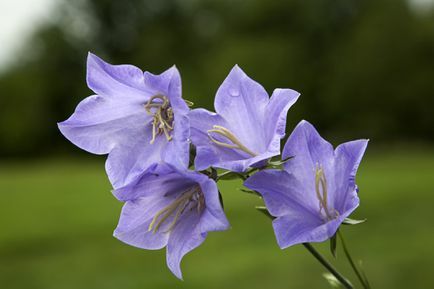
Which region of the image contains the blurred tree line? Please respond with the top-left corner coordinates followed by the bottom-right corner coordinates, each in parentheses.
top-left (0, 0), bottom-right (433, 157)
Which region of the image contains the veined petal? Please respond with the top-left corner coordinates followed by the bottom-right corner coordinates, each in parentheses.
top-left (144, 66), bottom-right (188, 114)
top-left (105, 130), bottom-right (167, 188)
top-left (58, 95), bottom-right (148, 154)
top-left (166, 210), bottom-right (204, 280)
top-left (265, 89), bottom-right (300, 153)
top-left (163, 114), bottom-right (190, 170)
top-left (87, 53), bottom-right (153, 100)
top-left (198, 177), bottom-right (230, 232)
top-left (114, 195), bottom-right (171, 250)
top-left (213, 65), bottom-right (269, 153)
top-left (333, 139), bottom-right (368, 212)
top-left (112, 164), bottom-right (194, 201)
top-left (273, 213), bottom-right (345, 249)
top-left (189, 108), bottom-right (248, 171)
top-left (244, 170), bottom-right (319, 218)
top-left (282, 120), bottom-right (334, 196)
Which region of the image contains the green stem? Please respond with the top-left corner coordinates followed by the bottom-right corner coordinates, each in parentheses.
top-left (303, 243), bottom-right (354, 289)
top-left (337, 230), bottom-right (371, 289)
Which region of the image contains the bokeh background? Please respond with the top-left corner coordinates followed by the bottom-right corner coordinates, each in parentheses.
top-left (1, 0), bottom-right (434, 288)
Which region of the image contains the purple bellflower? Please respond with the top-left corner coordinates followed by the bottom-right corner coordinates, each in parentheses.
top-left (189, 65), bottom-right (299, 172)
top-left (58, 53), bottom-right (190, 188)
top-left (244, 120), bottom-right (368, 249)
top-left (112, 163), bottom-right (229, 279)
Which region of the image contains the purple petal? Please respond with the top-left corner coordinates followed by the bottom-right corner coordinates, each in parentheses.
top-left (245, 169), bottom-right (353, 248)
top-left (282, 120), bottom-right (334, 197)
top-left (104, 123), bottom-right (167, 188)
top-left (87, 53), bottom-right (152, 99)
top-left (244, 169), bottom-right (319, 219)
top-left (189, 108), bottom-right (279, 172)
top-left (213, 65), bottom-right (269, 153)
top-left (265, 89), bottom-right (300, 153)
top-left (166, 209), bottom-right (204, 280)
top-left (273, 213), bottom-right (346, 249)
top-left (58, 95), bottom-right (149, 154)
top-left (113, 195), bottom-right (171, 250)
top-left (198, 177), bottom-right (230, 232)
top-left (112, 163), bottom-right (194, 201)
top-left (144, 66), bottom-right (188, 114)
top-left (163, 114), bottom-right (190, 170)
top-left (189, 108), bottom-right (248, 171)
top-left (333, 139), bottom-right (368, 212)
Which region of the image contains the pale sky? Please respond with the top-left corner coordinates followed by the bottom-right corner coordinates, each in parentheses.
top-left (0, 0), bottom-right (56, 71)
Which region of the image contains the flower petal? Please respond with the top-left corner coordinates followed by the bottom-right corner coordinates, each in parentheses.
top-left (112, 163), bottom-right (194, 201)
top-left (105, 133), bottom-right (169, 188)
top-left (333, 139), bottom-right (368, 212)
top-left (244, 169), bottom-right (319, 218)
top-left (144, 66), bottom-right (188, 114)
top-left (189, 108), bottom-right (278, 172)
top-left (58, 95), bottom-right (149, 154)
top-left (273, 213), bottom-right (345, 249)
top-left (87, 53), bottom-right (152, 99)
top-left (198, 177), bottom-right (230, 232)
top-left (113, 195), bottom-right (171, 250)
top-left (166, 210), bottom-right (204, 280)
top-left (265, 89), bottom-right (300, 153)
top-left (282, 120), bottom-right (334, 196)
top-left (189, 108), bottom-right (247, 170)
top-left (214, 65), bottom-right (270, 153)
top-left (163, 114), bottom-right (190, 170)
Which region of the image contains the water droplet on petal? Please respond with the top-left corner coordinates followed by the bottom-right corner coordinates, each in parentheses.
top-left (229, 87), bottom-right (240, 97)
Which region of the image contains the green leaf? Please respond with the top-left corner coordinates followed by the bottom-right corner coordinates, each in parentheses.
top-left (330, 233), bottom-right (337, 258)
top-left (323, 273), bottom-right (343, 288)
top-left (342, 218), bottom-right (367, 225)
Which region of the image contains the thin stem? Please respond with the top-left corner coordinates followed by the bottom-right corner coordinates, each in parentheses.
top-left (303, 243), bottom-right (354, 289)
top-left (337, 230), bottom-right (371, 289)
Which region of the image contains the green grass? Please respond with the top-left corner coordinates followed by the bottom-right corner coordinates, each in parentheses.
top-left (1, 148), bottom-right (434, 289)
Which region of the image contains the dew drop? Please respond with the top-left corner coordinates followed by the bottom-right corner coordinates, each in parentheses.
top-left (229, 87), bottom-right (240, 97)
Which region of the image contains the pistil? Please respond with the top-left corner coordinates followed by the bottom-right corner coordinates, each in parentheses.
top-left (207, 125), bottom-right (257, 156)
top-left (315, 165), bottom-right (337, 221)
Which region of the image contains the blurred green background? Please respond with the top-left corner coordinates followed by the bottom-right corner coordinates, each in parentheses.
top-left (1, 0), bottom-right (433, 288)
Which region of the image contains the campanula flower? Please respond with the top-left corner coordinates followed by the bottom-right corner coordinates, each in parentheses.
top-left (189, 65), bottom-right (299, 172)
top-left (58, 53), bottom-right (190, 188)
top-left (112, 163), bottom-right (229, 279)
top-left (244, 120), bottom-right (368, 248)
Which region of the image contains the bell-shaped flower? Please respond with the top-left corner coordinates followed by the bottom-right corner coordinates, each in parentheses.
top-left (58, 53), bottom-right (190, 188)
top-left (189, 65), bottom-right (299, 172)
top-left (112, 163), bottom-right (229, 279)
top-left (244, 120), bottom-right (368, 249)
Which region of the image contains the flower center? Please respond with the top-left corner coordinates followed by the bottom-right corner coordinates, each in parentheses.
top-left (207, 125), bottom-right (257, 156)
top-left (144, 94), bottom-right (174, 144)
top-left (148, 185), bottom-right (205, 234)
top-left (315, 165), bottom-right (339, 221)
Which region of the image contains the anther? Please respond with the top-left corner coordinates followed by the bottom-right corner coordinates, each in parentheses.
top-left (144, 94), bottom-right (174, 143)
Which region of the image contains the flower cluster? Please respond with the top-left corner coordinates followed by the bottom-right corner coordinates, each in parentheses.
top-left (59, 53), bottom-right (368, 280)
